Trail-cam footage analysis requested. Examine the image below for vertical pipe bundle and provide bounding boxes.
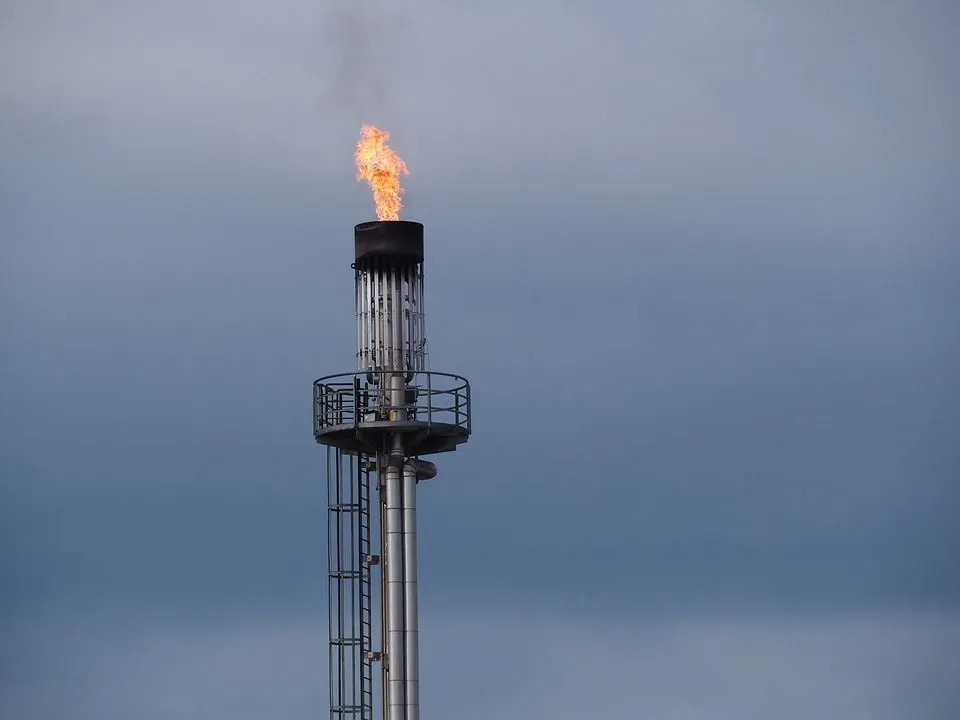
[353,221,425,720]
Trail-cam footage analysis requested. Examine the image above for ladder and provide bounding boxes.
[359,455,374,718]
[327,448,374,720]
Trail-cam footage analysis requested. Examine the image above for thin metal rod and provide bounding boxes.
[402,461,419,720]
[378,452,388,720]
[349,452,357,713]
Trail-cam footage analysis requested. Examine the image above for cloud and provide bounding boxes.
[3,609,958,719]
[1,204,956,618]
[1,0,957,643]
[2,0,956,205]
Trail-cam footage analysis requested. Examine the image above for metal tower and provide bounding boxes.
[314,220,471,720]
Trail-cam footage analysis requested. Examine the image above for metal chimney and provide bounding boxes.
[314,221,472,720]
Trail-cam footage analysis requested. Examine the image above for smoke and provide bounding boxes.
[324,0,405,121]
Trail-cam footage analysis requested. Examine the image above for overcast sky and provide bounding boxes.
[2,1,958,718]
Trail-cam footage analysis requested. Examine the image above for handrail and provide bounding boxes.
[313,371,471,436]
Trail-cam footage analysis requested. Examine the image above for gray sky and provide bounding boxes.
[2,0,958,718]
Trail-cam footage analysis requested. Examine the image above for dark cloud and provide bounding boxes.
[3,611,959,719]
[2,202,956,620]
[1,0,959,713]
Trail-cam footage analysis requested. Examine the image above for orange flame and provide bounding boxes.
[355,124,409,221]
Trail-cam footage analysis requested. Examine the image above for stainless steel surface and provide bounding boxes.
[402,461,419,720]
[321,223,470,720]
[356,260,425,375]
[383,434,406,720]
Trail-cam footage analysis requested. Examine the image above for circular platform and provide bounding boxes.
[313,371,471,456]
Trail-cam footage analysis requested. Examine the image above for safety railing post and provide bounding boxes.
[353,376,360,429]
[454,381,461,428]
[427,372,433,429]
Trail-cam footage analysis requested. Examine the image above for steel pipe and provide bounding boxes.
[383,434,406,720]
[402,461,419,720]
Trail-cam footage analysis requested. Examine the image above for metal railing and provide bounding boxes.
[313,371,471,438]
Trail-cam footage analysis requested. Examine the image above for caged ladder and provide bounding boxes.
[327,447,375,720]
